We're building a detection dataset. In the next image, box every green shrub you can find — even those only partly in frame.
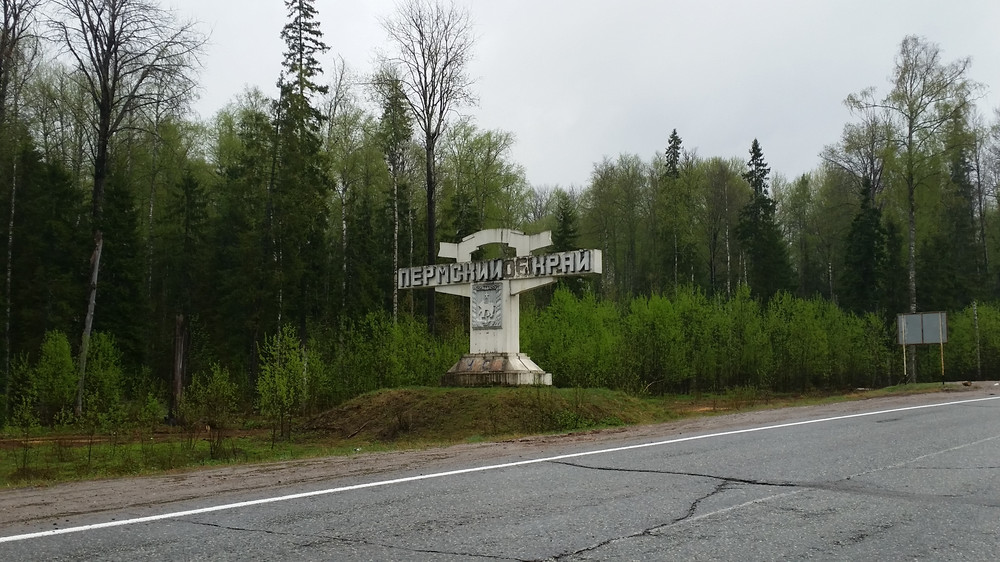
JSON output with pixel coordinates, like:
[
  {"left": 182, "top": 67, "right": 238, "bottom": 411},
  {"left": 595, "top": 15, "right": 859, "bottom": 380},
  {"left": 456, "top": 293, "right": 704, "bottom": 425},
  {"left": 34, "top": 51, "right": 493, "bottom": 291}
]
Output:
[
  {"left": 317, "top": 312, "right": 463, "bottom": 405},
  {"left": 523, "top": 289, "right": 625, "bottom": 390},
  {"left": 11, "top": 390, "right": 39, "bottom": 472},
  {"left": 523, "top": 286, "right": 895, "bottom": 395},
  {"left": 257, "top": 325, "right": 305, "bottom": 442},
  {"left": 623, "top": 293, "right": 690, "bottom": 393},
  {"left": 33, "top": 331, "right": 76, "bottom": 424},
  {"left": 84, "top": 332, "right": 125, "bottom": 414},
  {"left": 182, "top": 364, "right": 239, "bottom": 458}
]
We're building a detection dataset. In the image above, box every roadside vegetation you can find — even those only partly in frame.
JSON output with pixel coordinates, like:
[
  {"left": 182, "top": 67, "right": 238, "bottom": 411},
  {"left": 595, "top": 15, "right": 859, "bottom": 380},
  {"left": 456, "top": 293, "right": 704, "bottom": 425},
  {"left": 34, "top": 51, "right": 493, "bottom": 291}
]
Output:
[
  {"left": 2, "top": 285, "right": 996, "bottom": 488},
  {"left": 0, "top": 383, "right": 959, "bottom": 489}
]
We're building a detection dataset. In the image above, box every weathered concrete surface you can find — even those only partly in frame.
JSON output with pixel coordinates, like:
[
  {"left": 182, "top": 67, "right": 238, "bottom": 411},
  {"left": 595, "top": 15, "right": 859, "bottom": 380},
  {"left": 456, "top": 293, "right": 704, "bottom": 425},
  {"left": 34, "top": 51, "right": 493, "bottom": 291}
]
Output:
[{"left": 441, "top": 353, "right": 552, "bottom": 386}]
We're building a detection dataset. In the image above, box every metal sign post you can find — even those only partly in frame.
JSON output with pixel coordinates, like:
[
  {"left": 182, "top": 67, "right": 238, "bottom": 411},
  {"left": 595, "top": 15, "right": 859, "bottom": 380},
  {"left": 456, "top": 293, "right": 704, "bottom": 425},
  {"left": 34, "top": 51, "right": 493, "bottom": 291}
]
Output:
[{"left": 897, "top": 312, "right": 948, "bottom": 384}]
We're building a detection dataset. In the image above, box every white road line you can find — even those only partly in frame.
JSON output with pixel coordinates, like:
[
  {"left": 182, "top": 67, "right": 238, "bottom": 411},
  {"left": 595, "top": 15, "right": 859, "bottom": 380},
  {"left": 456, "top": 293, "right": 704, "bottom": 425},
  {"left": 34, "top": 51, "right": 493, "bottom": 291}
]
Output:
[{"left": 2, "top": 394, "right": 998, "bottom": 544}]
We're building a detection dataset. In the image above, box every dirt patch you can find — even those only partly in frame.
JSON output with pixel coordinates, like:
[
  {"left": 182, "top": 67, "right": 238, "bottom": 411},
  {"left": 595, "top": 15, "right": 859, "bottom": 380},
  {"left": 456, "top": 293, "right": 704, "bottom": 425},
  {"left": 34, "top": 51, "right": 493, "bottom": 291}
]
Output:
[{"left": 1, "top": 383, "right": 995, "bottom": 529}]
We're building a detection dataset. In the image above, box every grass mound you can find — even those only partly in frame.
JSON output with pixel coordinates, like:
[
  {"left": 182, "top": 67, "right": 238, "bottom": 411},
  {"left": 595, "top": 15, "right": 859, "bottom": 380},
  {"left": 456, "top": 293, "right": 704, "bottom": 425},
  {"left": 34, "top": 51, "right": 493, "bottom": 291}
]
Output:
[{"left": 302, "top": 386, "right": 678, "bottom": 443}]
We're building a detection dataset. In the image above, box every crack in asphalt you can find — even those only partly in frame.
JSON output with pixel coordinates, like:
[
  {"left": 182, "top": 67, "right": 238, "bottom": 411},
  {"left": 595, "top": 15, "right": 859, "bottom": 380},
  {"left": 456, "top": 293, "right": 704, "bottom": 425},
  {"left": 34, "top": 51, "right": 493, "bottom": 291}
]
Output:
[
  {"left": 544, "top": 464, "right": 747, "bottom": 561},
  {"left": 549, "top": 460, "right": 1000, "bottom": 507},
  {"left": 544, "top": 482, "right": 734, "bottom": 561},
  {"left": 126, "top": 433, "right": 1000, "bottom": 561},
  {"left": 548, "top": 460, "right": 799, "bottom": 488},
  {"left": 542, "top": 459, "right": 1000, "bottom": 560},
  {"left": 179, "top": 520, "right": 530, "bottom": 561},
  {"left": 674, "top": 480, "right": 732, "bottom": 523},
  {"left": 543, "top": 520, "right": 658, "bottom": 561}
]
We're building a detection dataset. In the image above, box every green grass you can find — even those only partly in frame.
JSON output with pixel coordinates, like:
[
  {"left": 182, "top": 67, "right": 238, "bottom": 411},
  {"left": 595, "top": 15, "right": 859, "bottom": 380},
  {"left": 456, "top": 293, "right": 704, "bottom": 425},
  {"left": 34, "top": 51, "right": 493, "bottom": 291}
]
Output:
[{"left": 0, "top": 383, "right": 968, "bottom": 488}]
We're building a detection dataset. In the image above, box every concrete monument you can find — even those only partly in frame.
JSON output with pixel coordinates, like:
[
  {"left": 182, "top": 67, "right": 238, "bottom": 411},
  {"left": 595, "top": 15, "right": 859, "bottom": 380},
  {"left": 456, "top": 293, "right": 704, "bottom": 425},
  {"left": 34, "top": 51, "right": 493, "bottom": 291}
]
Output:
[{"left": 396, "top": 229, "right": 602, "bottom": 386}]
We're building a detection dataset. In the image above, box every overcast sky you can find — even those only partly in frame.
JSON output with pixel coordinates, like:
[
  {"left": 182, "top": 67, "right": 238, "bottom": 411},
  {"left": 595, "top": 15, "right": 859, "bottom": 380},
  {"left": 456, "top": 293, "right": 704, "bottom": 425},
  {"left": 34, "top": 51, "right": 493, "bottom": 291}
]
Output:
[{"left": 166, "top": 0, "right": 1000, "bottom": 189}]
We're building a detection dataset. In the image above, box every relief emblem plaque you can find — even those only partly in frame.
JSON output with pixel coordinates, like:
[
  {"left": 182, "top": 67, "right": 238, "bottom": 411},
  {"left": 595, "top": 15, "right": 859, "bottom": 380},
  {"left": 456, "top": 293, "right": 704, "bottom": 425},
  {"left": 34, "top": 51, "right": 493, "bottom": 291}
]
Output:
[{"left": 471, "top": 282, "right": 502, "bottom": 330}]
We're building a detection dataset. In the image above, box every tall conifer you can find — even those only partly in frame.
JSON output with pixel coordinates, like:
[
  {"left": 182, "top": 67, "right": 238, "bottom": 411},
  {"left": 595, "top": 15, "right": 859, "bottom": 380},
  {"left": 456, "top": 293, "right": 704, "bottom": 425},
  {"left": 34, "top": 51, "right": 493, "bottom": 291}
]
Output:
[
  {"left": 273, "top": 0, "right": 330, "bottom": 335},
  {"left": 736, "top": 139, "right": 793, "bottom": 300}
]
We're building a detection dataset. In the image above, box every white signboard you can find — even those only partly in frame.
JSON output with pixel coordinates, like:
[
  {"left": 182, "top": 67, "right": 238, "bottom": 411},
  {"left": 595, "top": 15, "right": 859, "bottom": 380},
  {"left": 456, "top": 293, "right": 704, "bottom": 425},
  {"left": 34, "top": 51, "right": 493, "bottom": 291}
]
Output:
[
  {"left": 397, "top": 249, "right": 601, "bottom": 289},
  {"left": 897, "top": 312, "right": 948, "bottom": 345}
]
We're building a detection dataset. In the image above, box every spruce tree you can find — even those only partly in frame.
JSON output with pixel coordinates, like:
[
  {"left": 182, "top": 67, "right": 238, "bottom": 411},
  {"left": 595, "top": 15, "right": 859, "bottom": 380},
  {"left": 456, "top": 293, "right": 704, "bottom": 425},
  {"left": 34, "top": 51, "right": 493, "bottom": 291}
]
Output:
[
  {"left": 551, "top": 189, "right": 579, "bottom": 252},
  {"left": 93, "top": 172, "right": 148, "bottom": 373},
  {"left": 9, "top": 147, "right": 88, "bottom": 360},
  {"left": 658, "top": 129, "right": 693, "bottom": 292},
  {"left": 743, "top": 139, "right": 770, "bottom": 197},
  {"left": 279, "top": 0, "right": 329, "bottom": 113},
  {"left": 208, "top": 98, "right": 282, "bottom": 370},
  {"left": 736, "top": 139, "right": 793, "bottom": 300},
  {"left": 664, "top": 129, "right": 682, "bottom": 180},
  {"left": 273, "top": 0, "right": 330, "bottom": 335},
  {"left": 918, "top": 132, "right": 979, "bottom": 310},
  {"left": 840, "top": 183, "right": 888, "bottom": 314}
]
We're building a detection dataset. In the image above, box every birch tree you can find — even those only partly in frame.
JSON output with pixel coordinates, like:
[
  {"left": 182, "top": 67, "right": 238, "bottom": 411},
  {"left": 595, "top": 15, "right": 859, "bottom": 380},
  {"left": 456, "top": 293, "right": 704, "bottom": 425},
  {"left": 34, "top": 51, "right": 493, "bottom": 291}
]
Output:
[
  {"left": 49, "top": 0, "right": 203, "bottom": 415},
  {"left": 821, "top": 87, "right": 893, "bottom": 205},
  {"left": 381, "top": 0, "right": 475, "bottom": 332},
  {"left": 373, "top": 67, "right": 414, "bottom": 320},
  {"left": 844, "top": 36, "right": 977, "bottom": 381},
  {"left": 1, "top": 0, "right": 40, "bottom": 419},
  {"left": 0, "top": 0, "right": 38, "bottom": 125},
  {"left": 880, "top": 36, "right": 977, "bottom": 317}
]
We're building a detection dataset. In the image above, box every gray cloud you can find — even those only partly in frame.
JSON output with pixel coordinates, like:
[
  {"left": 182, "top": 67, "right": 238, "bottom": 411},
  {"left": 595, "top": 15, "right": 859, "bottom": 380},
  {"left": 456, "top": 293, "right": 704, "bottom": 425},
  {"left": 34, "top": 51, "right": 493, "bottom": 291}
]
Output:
[{"left": 174, "top": 0, "right": 1000, "bottom": 187}]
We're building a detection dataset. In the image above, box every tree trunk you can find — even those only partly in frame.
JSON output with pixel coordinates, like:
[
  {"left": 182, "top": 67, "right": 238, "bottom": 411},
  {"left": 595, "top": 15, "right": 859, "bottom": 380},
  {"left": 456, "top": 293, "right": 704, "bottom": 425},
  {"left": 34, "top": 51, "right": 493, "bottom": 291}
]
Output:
[
  {"left": 171, "top": 313, "right": 185, "bottom": 420},
  {"left": 76, "top": 118, "right": 111, "bottom": 416},
  {"left": 392, "top": 175, "right": 399, "bottom": 321},
  {"left": 907, "top": 186, "right": 917, "bottom": 315},
  {"left": 341, "top": 190, "right": 347, "bottom": 311},
  {"left": 268, "top": 110, "right": 281, "bottom": 327},
  {"left": 708, "top": 231, "right": 717, "bottom": 293},
  {"left": 4, "top": 153, "right": 15, "bottom": 418},
  {"left": 975, "top": 161, "right": 988, "bottom": 274},
  {"left": 408, "top": 180, "right": 415, "bottom": 316},
  {"left": 76, "top": 233, "right": 103, "bottom": 415},
  {"left": 673, "top": 232, "right": 678, "bottom": 294},
  {"left": 425, "top": 142, "right": 436, "bottom": 333},
  {"left": 725, "top": 225, "right": 731, "bottom": 298},
  {"left": 146, "top": 129, "right": 161, "bottom": 300},
  {"left": 907, "top": 166, "right": 917, "bottom": 384},
  {"left": 725, "top": 186, "right": 731, "bottom": 298}
]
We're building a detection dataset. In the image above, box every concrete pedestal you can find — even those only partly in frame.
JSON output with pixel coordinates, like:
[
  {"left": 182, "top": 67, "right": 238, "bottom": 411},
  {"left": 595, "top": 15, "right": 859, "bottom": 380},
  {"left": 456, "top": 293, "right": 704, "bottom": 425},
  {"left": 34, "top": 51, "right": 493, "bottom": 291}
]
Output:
[{"left": 441, "top": 353, "right": 552, "bottom": 387}]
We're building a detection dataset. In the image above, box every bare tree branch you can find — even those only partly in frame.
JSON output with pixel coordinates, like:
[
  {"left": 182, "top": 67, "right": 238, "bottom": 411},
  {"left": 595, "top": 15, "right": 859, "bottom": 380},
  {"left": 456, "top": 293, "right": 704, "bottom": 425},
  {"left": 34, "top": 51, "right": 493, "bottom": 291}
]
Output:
[
  {"left": 48, "top": 0, "right": 205, "bottom": 416},
  {"left": 380, "top": 0, "right": 475, "bottom": 332}
]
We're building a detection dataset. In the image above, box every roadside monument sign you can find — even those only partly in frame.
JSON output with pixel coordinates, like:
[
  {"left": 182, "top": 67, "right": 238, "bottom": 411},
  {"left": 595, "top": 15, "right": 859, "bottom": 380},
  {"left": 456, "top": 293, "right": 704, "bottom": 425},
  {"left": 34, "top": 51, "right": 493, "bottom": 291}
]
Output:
[{"left": 397, "top": 229, "right": 602, "bottom": 386}]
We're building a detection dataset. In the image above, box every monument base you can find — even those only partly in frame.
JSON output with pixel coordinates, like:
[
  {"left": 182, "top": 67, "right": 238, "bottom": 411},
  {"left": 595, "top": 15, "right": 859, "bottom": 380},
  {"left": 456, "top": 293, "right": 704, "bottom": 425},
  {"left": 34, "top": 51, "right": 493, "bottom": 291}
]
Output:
[{"left": 441, "top": 353, "right": 552, "bottom": 387}]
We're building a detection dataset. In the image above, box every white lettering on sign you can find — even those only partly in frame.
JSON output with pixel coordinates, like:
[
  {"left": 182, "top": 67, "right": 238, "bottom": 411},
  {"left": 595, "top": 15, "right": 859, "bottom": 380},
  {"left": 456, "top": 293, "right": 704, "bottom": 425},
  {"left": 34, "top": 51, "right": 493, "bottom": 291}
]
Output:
[{"left": 397, "top": 249, "right": 602, "bottom": 289}]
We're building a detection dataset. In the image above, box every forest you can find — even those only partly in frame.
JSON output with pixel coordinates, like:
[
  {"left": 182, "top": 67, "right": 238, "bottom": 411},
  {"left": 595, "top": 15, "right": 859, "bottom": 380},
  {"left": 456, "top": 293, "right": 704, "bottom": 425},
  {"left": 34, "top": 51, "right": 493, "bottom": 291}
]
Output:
[{"left": 2, "top": 0, "right": 1000, "bottom": 434}]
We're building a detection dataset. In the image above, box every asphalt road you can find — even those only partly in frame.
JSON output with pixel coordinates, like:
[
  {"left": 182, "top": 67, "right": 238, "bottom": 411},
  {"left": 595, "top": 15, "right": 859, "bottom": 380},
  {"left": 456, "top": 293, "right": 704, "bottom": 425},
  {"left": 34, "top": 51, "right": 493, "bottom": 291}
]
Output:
[{"left": 3, "top": 393, "right": 1000, "bottom": 560}]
